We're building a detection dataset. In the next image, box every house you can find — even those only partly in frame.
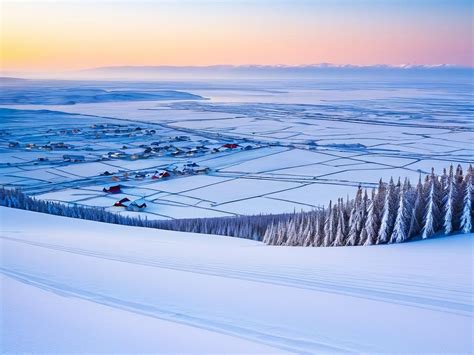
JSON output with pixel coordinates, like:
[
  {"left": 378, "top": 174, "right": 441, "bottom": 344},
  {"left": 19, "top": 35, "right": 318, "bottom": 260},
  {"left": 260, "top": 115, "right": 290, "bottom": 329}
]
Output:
[
  {"left": 63, "top": 154, "right": 85, "bottom": 162},
  {"left": 173, "top": 166, "right": 186, "bottom": 175},
  {"left": 51, "top": 142, "right": 69, "bottom": 150},
  {"left": 152, "top": 170, "right": 170, "bottom": 180},
  {"left": 223, "top": 143, "right": 239, "bottom": 149},
  {"left": 194, "top": 167, "right": 210, "bottom": 174},
  {"left": 173, "top": 135, "right": 190, "bottom": 141},
  {"left": 196, "top": 145, "right": 209, "bottom": 151},
  {"left": 113, "top": 197, "right": 131, "bottom": 207},
  {"left": 171, "top": 148, "right": 183, "bottom": 156},
  {"left": 103, "top": 185, "right": 121, "bottom": 194},
  {"left": 108, "top": 152, "right": 127, "bottom": 159},
  {"left": 126, "top": 199, "right": 147, "bottom": 212}
]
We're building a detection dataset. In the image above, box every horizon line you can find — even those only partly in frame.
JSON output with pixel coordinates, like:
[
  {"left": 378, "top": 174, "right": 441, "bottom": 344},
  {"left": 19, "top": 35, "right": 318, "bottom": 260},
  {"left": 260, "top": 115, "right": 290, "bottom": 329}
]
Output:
[{"left": 3, "top": 63, "right": 473, "bottom": 75}]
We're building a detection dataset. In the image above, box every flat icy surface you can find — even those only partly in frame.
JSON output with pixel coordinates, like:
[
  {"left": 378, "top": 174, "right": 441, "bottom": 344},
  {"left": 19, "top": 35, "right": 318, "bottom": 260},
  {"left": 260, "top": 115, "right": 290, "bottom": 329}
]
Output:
[
  {"left": 1, "top": 207, "right": 472, "bottom": 353},
  {"left": 1, "top": 78, "right": 472, "bottom": 219}
]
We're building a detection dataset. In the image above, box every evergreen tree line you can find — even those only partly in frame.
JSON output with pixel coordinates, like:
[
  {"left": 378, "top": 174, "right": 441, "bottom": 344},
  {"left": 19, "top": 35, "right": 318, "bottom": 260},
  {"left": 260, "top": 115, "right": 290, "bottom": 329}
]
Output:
[
  {"left": 263, "top": 164, "right": 473, "bottom": 246},
  {"left": 0, "top": 187, "right": 292, "bottom": 240},
  {"left": 0, "top": 164, "right": 472, "bottom": 246}
]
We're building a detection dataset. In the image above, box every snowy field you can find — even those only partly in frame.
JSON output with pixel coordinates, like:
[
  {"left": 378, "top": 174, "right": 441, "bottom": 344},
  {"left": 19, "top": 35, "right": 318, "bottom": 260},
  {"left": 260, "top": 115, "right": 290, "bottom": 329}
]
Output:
[
  {"left": 1, "top": 207, "right": 472, "bottom": 353},
  {"left": 1, "top": 77, "right": 472, "bottom": 219}
]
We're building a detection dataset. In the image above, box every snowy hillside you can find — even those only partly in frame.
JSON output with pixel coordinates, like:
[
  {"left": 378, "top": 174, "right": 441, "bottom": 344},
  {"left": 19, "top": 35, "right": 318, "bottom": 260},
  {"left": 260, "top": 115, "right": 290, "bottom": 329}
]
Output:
[{"left": 1, "top": 207, "right": 472, "bottom": 353}]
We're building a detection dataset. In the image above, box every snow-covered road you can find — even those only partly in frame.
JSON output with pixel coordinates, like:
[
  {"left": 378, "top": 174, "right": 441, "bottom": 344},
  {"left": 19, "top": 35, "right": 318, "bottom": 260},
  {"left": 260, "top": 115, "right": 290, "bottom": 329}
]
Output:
[{"left": 1, "top": 207, "right": 473, "bottom": 353}]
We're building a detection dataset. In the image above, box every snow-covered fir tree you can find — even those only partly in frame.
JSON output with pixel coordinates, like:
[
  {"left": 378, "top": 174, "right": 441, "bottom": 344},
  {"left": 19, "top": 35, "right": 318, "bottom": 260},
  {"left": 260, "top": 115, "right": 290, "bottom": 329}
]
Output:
[
  {"left": 333, "top": 199, "right": 347, "bottom": 246},
  {"left": 378, "top": 178, "right": 397, "bottom": 244},
  {"left": 391, "top": 178, "right": 412, "bottom": 243},
  {"left": 346, "top": 186, "right": 367, "bottom": 246},
  {"left": 460, "top": 165, "right": 473, "bottom": 233},
  {"left": 421, "top": 169, "right": 442, "bottom": 239},
  {"left": 443, "top": 165, "right": 457, "bottom": 235},
  {"left": 407, "top": 176, "right": 424, "bottom": 239}
]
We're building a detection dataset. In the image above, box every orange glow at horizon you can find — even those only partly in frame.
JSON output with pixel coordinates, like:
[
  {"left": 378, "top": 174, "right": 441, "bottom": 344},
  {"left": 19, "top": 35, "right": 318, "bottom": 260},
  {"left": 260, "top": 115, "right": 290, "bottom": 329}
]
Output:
[{"left": 1, "top": 1, "right": 472, "bottom": 73}]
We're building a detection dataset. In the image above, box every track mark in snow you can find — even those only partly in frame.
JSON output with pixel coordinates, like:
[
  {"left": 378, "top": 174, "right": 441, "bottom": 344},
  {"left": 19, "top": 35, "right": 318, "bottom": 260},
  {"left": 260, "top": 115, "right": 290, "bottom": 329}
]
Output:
[
  {"left": 0, "top": 268, "right": 359, "bottom": 354},
  {"left": 1, "top": 235, "right": 471, "bottom": 317}
]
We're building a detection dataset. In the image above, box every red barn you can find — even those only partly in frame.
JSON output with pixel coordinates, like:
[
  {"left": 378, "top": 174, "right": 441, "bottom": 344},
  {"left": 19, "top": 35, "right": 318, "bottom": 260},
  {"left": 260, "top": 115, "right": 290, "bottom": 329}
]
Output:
[
  {"left": 113, "top": 197, "right": 130, "bottom": 207},
  {"left": 103, "top": 185, "right": 121, "bottom": 194}
]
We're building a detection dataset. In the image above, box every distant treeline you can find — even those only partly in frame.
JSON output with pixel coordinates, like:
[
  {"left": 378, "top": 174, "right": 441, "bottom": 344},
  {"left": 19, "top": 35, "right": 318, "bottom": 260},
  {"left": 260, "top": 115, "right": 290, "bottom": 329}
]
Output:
[
  {"left": 0, "top": 187, "right": 291, "bottom": 241},
  {"left": 1, "top": 164, "right": 472, "bottom": 246}
]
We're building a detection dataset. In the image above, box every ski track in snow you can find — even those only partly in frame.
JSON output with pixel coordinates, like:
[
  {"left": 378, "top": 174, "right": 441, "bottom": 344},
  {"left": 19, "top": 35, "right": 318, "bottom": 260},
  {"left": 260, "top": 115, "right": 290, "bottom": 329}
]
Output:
[
  {"left": 1, "top": 268, "right": 352, "bottom": 354},
  {"left": 1, "top": 205, "right": 473, "bottom": 354},
  {"left": 1, "top": 235, "right": 471, "bottom": 318},
  {"left": 0, "top": 239, "right": 367, "bottom": 353}
]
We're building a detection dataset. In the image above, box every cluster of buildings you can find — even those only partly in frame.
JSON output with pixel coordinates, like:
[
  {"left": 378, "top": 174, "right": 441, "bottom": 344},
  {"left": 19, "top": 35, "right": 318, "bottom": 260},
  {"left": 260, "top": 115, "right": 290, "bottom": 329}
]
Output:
[
  {"left": 8, "top": 141, "right": 73, "bottom": 151},
  {"left": 100, "top": 160, "right": 210, "bottom": 184},
  {"left": 88, "top": 124, "right": 158, "bottom": 139},
  {"left": 101, "top": 187, "right": 147, "bottom": 212}
]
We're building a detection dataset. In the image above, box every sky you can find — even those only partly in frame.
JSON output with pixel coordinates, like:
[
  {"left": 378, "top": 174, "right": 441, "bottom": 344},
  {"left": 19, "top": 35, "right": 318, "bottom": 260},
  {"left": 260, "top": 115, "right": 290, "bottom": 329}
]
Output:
[{"left": 1, "top": 0, "right": 473, "bottom": 73}]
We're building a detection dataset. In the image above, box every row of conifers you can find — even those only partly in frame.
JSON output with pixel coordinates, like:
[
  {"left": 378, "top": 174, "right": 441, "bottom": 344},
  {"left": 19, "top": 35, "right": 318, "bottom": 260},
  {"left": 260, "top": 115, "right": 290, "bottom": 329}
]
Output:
[{"left": 263, "top": 164, "right": 473, "bottom": 246}]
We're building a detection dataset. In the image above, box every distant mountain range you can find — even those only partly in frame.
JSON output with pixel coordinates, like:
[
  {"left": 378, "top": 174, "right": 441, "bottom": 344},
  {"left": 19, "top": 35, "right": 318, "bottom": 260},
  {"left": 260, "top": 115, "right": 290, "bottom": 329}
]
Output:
[
  {"left": 76, "top": 64, "right": 472, "bottom": 80},
  {"left": 0, "top": 77, "right": 29, "bottom": 82},
  {"left": 2, "top": 64, "right": 471, "bottom": 81}
]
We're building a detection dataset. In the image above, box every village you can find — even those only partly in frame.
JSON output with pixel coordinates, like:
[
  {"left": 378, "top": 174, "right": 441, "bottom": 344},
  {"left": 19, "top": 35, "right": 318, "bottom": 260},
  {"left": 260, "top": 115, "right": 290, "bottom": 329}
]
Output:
[
  {"left": 0, "top": 111, "right": 267, "bottom": 218},
  {"left": 1, "top": 92, "right": 472, "bottom": 221}
]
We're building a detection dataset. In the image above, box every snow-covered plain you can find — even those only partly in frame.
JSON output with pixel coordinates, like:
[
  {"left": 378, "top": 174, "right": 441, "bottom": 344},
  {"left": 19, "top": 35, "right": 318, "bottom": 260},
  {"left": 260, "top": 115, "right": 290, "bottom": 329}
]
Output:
[
  {"left": 1, "top": 77, "right": 472, "bottom": 219},
  {"left": 1, "top": 207, "right": 472, "bottom": 353}
]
